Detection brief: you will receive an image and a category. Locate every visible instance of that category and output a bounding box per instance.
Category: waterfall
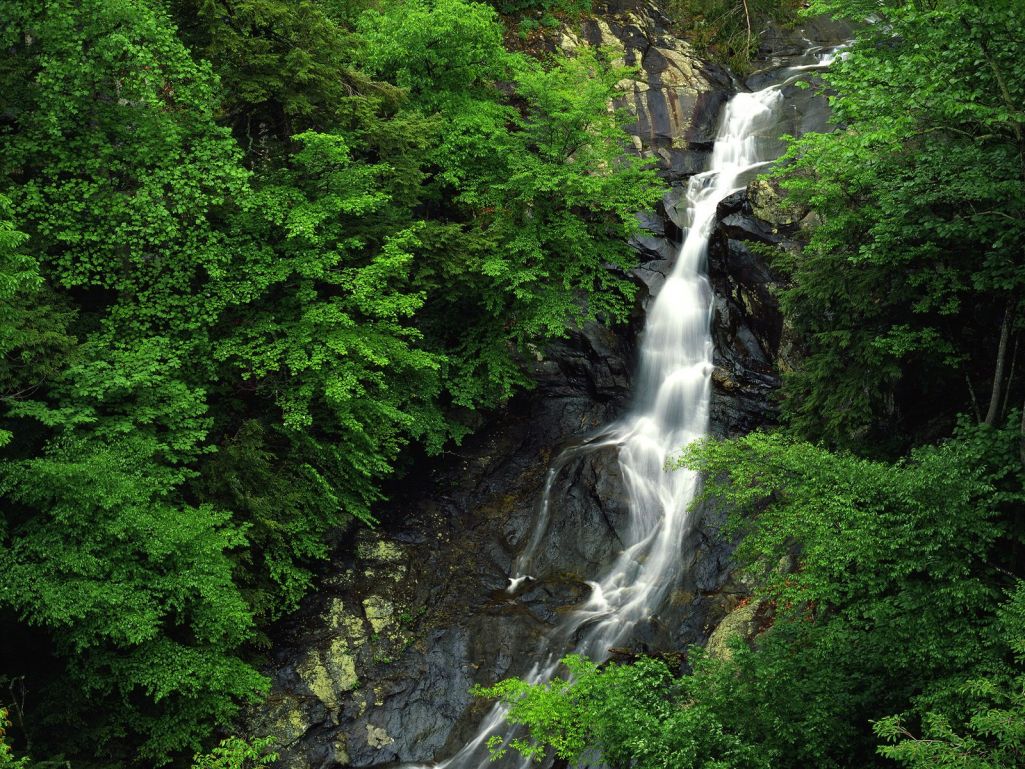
[410,45,842,769]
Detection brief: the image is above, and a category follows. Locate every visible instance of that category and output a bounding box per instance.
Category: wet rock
[361,598,395,634]
[246,315,640,767]
[703,172,824,435]
[662,185,691,234]
[632,258,674,298]
[569,3,734,183]
[630,212,678,262]
[529,445,632,579]
[720,211,782,243]
[755,15,855,60]
[711,366,741,393]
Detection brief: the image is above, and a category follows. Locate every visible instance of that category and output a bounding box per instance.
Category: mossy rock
[748,179,805,227]
[705,600,763,661]
[248,696,312,752]
[357,536,405,565]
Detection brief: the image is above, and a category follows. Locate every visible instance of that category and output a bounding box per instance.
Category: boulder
[704,599,765,661]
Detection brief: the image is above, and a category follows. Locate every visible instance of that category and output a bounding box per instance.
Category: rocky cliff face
[246,8,845,768]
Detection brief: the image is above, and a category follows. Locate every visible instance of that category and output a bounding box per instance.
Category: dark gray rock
[632,258,674,298]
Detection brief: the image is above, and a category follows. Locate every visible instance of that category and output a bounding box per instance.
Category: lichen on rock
[297,637,359,712]
[324,598,369,642]
[748,178,805,227]
[366,724,395,749]
[246,695,313,760]
[357,537,405,565]
[362,596,396,634]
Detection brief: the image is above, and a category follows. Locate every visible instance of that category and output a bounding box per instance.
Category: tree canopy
[773,0,1025,451]
[0,0,659,762]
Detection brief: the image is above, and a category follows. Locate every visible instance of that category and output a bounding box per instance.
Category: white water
[411,46,842,769]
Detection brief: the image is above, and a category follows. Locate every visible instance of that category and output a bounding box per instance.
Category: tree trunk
[966,375,983,422]
[1019,395,1025,465]
[1002,334,1020,422]
[741,0,752,54]
[985,303,1014,426]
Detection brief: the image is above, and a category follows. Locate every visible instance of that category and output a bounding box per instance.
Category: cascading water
[412,45,843,769]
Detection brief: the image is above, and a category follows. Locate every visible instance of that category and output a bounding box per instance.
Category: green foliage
[676,423,1024,767]
[357,0,660,403]
[0,0,250,336]
[170,0,394,144]
[0,195,39,449]
[479,655,768,769]
[489,0,591,18]
[0,0,268,761]
[358,0,510,109]
[0,0,660,762]
[0,709,27,769]
[192,421,357,624]
[874,582,1025,769]
[190,737,277,769]
[771,0,1025,450]
[665,0,802,73]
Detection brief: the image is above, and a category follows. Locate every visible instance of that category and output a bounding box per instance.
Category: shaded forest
[3,0,1025,767]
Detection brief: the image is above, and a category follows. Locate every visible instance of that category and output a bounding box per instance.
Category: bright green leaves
[353,0,661,409]
[483,49,658,337]
[190,736,278,769]
[0,196,34,308]
[480,655,769,769]
[213,122,446,525]
[0,0,263,761]
[268,132,391,245]
[673,424,1023,767]
[0,708,27,769]
[358,0,511,108]
[0,334,259,762]
[1,0,249,337]
[0,190,77,450]
[0,429,267,762]
[684,429,1007,640]
[367,8,660,401]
